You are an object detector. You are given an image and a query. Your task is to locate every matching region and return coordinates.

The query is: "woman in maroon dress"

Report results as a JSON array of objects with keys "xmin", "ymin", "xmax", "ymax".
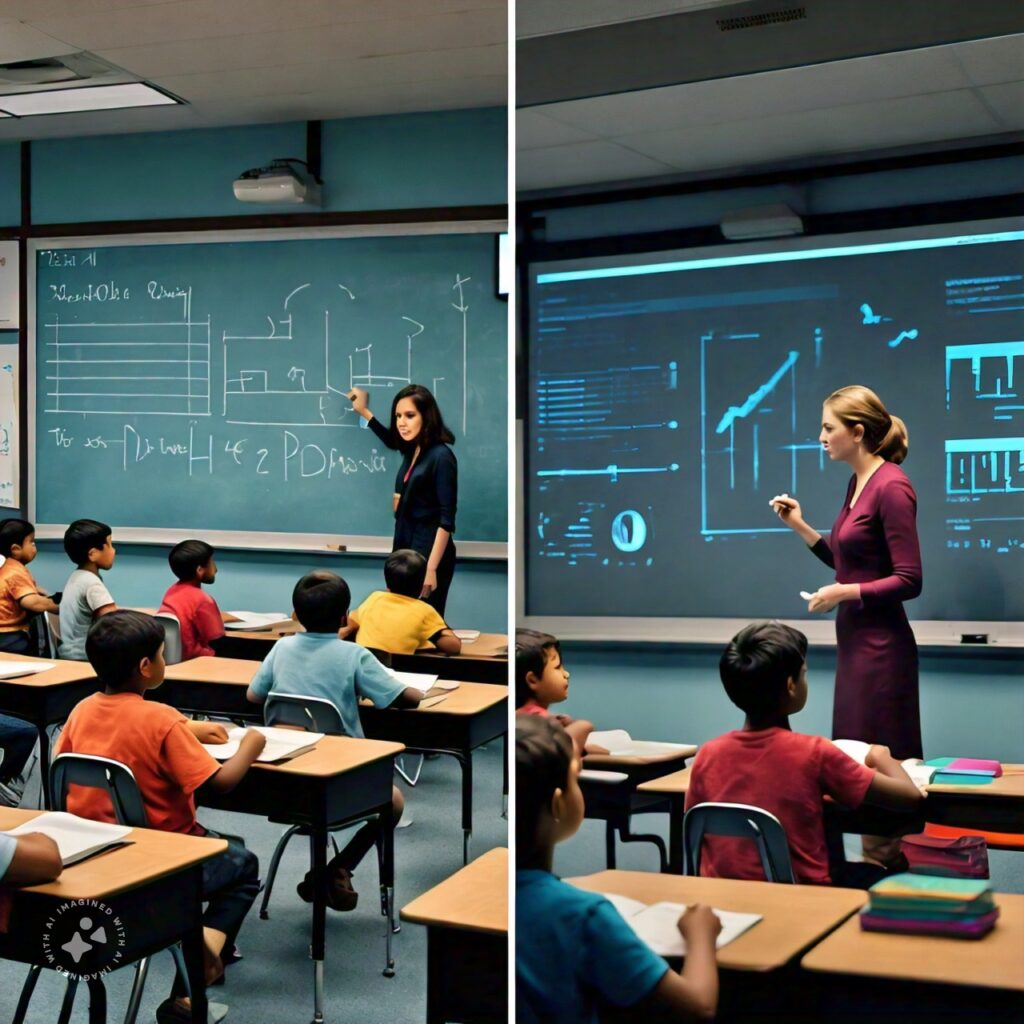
[{"xmin": 769, "ymin": 385, "xmax": 923, "ymax": 760}]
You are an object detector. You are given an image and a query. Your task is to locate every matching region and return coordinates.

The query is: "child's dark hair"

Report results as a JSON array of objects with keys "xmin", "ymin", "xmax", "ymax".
[
  {"xmin": 384, "ymin": 548, "xmax": 427, "ymax": 598},
  {"xmin": 64, "ymin": 519, "xmax": 111, "ymax": 565},
  {"xmin": 720, "ymin": 621, "xmax": 808, "ymax": 719},
  {"xmin": 388, "ymin": 384, "xmax": 455, "ymax": 451},
  {"xmin": 293, "ymin": 571, "xmax": 350, "ymax": 633},
  {"xmin": 86, "ymin": 610, "xmax": 165, "ymax": 691},
  {"xmin": 169, "ymin": 539, "xmax": 215, "ymax": 582},
  {"xmin": 0, "ymin": 518, "xmax": 34, "ymax": 557},
  {"xmin": 516, "ymin": 715, "xmax": 575, "ymax": 869},
  {"xmin": 515, "ymin": 628, "xmax": 560, "ymax": 709}
]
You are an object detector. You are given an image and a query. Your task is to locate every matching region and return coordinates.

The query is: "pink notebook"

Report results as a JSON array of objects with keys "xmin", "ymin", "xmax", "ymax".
[
  {"xmin": 927, "ymin": 757, "xmax": 1002, "ymax": 777},
  {"xmin": 860, "ymin": 907, "xmax": 999, "ymax": 939}
]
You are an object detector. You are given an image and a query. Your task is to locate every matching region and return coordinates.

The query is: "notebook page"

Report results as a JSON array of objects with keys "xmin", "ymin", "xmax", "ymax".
[{"xmin": 3, "ymin": 812, "xmax": 132, "ymax": 865}]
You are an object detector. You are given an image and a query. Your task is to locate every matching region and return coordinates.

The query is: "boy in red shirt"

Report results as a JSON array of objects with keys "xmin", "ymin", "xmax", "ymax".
[
  {"xmin": 159, "ymin": 539, "xmax": 226, "ymax": 660},
  {"xmin": 685, "ymin": 621, "xmax": 920, "ymax": 887},
  {"xmin": 56, "ymin": 611, "xmax": 265, "ymax": 1022}
]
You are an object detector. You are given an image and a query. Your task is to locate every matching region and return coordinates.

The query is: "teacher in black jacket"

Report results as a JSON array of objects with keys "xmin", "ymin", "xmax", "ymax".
[{"xmin": 348, "ymin": 383, "xmax": 458, "ymax": 615}]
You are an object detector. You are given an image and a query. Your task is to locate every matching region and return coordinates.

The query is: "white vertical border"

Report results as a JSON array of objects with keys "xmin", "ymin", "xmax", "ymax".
[
  {"xmin": 0, "ymin": 240, "xmax": 18, "ymax": 327},
  {"xmin": 0, "ymin": 340, "xmax": 19, "ymax": 507}
]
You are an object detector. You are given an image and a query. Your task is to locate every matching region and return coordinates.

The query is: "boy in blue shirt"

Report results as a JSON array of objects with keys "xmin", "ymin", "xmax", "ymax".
[
  {"xmin": 246, "ymin": 570, "xmax": 420, "ymax": 910},
  {"xmin": 516, "ymin": 715, "xmax": 720, "ymax": 1023}
]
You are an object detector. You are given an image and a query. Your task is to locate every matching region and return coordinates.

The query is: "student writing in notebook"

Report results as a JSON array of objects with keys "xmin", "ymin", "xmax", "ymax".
[
  {"xmin": 158, "ymin": 539, "xmax": 227, "ymax": 660},
  {"xmin": 685, "ymin": 621, "xmax": 921, "ymax": 888},
  {"xmin": 517, "ymin": 715, "xmax": 719, "ymax": 1024},
  {"xmin": 344, "ymin": 548, "xmax": 461, "ymax": 655},
  {"xmin": 58, "ymin": 518, "xmax": 118, "ymax": 661},
  {"xmin": 515, "ymin": 629, "xmax": 604, "ymax": 756},
  {"xmin": 55, "ymin": 611, "xmax": 265, "ymax": 1024},
  {"xmin": 246, "ymin": 570, "xmax": 419, "ymax": 911}
]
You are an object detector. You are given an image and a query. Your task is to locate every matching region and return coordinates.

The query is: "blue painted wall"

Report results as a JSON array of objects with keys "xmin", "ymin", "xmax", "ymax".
[
  {"xmin": 0, "ymin": 142, "xmax": 19, "ymax": 226},
  {"xmin": 32, "ymin": 108, "xmax": 506, "ymax": 223}
]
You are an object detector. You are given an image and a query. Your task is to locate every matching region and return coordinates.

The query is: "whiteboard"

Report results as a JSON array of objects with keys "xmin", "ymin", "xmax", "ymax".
[
  {"xmin": 0, "ymin": 242, "xmax": 17, "ymax": 328},
  {"xmin": 0, "ymin": 341, "xmax": 18, "ymax": 508}
]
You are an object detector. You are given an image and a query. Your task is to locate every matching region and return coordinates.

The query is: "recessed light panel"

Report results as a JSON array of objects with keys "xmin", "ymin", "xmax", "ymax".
[{"xmin": 0, "ymin": 82, "xmax": 178, "ymax": 117}]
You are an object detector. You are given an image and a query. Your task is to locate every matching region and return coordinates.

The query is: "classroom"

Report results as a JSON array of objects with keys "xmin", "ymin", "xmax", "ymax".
[
  {"xmin": 515, "ymin": 3, "xmax": 1024, "ymax": 1023},
  {"xmin": 0, "ymin": 2, "xmax": 509, "ymax": 1023}
]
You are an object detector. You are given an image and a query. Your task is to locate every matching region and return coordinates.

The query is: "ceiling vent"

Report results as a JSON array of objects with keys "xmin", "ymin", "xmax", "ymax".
[
  {"xmin": 0, "ymin": 52, "xmax": 131, "ymax": 93},
  {"xmin": 716, "ymin": 7, "xmax": 806, "ymax": 31}
]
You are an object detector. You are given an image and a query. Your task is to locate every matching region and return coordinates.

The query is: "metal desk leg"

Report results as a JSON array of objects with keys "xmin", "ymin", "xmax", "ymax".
[
  {"xmin": 380, "ymin": 803, "xmax": 396, "ymax": 977},
  {"xmin": 668, "ymin": 799, "xmax": 684, "ymax": 874},
  {"xmin": 501, "ymin": 731, "xmax": 508, "ymax": 820},
  {"xmin": 460, "ymin": 752, "xmax": 473, "ymax": 864},
  {"xmin": 309, "ymin": 830, "xmax": 328, "ymax": 1024},
  {"xmin": 86, "ymin": 977, "xmax": 107, "ymax": 1024},
  {"xmin": 181, "ymin": 886, "xmax": 208, "ymax": 1024},
  {"xmin": 36, "ymin": 723, "xmax": 51, "ymax": 810}
]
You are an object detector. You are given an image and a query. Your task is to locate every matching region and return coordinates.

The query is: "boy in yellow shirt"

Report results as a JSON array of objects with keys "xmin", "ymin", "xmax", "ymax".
[{"xmin": 346, "ymin": 549, "xmax": 461, "ymax": 655}]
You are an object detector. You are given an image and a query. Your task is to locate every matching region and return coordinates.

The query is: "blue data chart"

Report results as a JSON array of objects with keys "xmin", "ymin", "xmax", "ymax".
[{"xmin": 526, "ymin": 222, "xmax": 1024, "ymax": 621}]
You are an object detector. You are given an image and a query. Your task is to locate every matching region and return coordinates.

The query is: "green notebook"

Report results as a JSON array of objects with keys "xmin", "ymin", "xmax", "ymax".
[{"xmin": 869, "ymin": 873, "xmax": 991, "ymax": 901}]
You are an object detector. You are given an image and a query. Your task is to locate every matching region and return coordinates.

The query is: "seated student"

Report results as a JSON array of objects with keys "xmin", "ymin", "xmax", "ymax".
[
  {"xmin": 0, "ymin": 519, "xmax": 58, "ymax": 805},
  {"xmin": 246, "ymin": 570, "xmax": 420, "ymax": 910},
  {"xmin": 345, "ymin": 548, "xmax": 461, "ymax": 655},
  {"xmin": 159, "ymin": 539, "xmax": 226, "ymax": 660},
  {"xmin": 517, "ymin": 715, "xmax": 719, "ymax": 1023},
  {"xmin": 0, "ymin": 518, "xmax": 60, "ymax": 654},
  {"xmin": 58, "ymin": 519, "xmax": 117, "ymax": 661},
  {"xmin": 55, "ymin": 611, "xmax": 265, "ymax": 1023},
  {"xmin": 685, "ymin": 621, "xmax": 921, "ymax": 888},
  {"xmin": 0, "ymin": 829, "xmax": 62, "ymax": 886},
  {"xmin": 515, "ymin": 628, "xmax": 600, "ymax": 756}
]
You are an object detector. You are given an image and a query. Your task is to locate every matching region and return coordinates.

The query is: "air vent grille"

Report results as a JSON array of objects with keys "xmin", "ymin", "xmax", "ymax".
[{"xmin": 716, "ymin": 8, "xmax": 806, "ymax": 31}]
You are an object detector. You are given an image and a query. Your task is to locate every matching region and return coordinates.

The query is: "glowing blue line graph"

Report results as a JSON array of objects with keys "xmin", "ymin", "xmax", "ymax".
[
  {"xmin": 715, "ymin": 351, "xmax": 799, "ymax": 434},
  {"xmin": 945, "ymin": 341, "xmax": 1024, "ymax": 418},
  {"xmin": 537, "ymin": 464, "xmax": 680, "ymax": 482},
  {"xmin": 946, "ymin": 437, "xmax": 1024, "ymax": 496}
]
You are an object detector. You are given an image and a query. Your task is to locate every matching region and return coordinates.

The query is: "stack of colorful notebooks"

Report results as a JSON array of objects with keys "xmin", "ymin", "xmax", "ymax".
[
  {"xmin": 925, "ymin": 757, "xmax": 1002, "ymax": 786},
  {"xmin": 860, "ymin": 874, "xmax": 999, "ymax": 939}
]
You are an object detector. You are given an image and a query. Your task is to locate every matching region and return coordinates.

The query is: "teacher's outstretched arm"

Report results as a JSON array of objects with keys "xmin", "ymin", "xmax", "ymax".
[{"xmin": 347, "ymin": 386, "xmax": 398, "ymax": 449}]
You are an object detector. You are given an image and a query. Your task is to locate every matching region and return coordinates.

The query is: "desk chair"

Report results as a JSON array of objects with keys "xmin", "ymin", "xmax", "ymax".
[
  {"xmin": 683, "ymin": 802, "xmax": 796, "ymax": 883},
  {"xmin": 262, "ymin": 693, "xmax": 399, "ymax": 976},
  {"xmin": 154, "ymin": 614, "xmax": 183, "ymax": 665},
  {"xmin": 13, "ymin": 753, "xmax": 192, "ymax": 1024}
]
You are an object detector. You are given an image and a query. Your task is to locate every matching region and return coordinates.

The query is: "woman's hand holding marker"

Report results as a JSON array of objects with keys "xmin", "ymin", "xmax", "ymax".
[{"xmin": 769, "ymin": 492, "xmax": 805, "ymax": 528}]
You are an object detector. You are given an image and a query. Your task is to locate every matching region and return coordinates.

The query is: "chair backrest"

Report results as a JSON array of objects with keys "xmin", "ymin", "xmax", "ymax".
[
  {"xmin": 683, "ymin": 802, "xmax": 796, "ymax": 883},
  {"xmin": 264, "ymin": 693, "xmax": 344, "ymax": 735},
  {"xmin": 49, "ymin": 752, "xmax": 149, "ymax": 828},
  {"xmin": 365, "ymin": 647, "xmax": 393, "ymax": 668},
  {"xmin": 154, "ymin": 613, "xmax": 183, "ymax": 665}
]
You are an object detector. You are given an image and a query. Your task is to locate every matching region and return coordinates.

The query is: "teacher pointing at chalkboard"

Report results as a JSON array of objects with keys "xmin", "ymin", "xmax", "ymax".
[
  {"xmin": 348, "ymin": 384, "xmax": 458, "ymax": 615},
  {"xmin": 769, "ymin": 386, "xmax": 924, "ymax": 762}
]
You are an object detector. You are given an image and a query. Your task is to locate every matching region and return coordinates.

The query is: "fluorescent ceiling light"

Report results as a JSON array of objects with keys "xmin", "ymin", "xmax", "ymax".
[{"xmin": 0, "ymin": 82, "xmax": 178, "ymax": 117}]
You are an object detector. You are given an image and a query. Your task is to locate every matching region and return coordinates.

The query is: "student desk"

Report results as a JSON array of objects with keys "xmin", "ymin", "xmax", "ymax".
[
  {"xmin": 157, "ymin": 658, "xmax": 507, "ymax": 865},
  {"xmin": 571, "ymin": 869, "xmax": 865, "ymax": 1021},
  {"xmin": 196, "ymin": 734, "xmax": 403, "ymax": 1024},
  {"xmin": 581, "ymin": 748, "xmax": 696, "ymax": 872},
  {"xmin": 802, "ymin": 892, "xmax": 1024, "ymax": 1023},
  {"xmin": 0, "ymin": 806, "xmax": 225, "ymax": 1024},
  {"xmin": 214, "ymin": 622, "xmax": 509, "ymax": 684},
  {"xmin": 0, "ymin": 653, "xmax": 101, "ymax": 809},
  {"xmin": 400, "ymin": 846, "xmax": 507, "ymax": 1024}
]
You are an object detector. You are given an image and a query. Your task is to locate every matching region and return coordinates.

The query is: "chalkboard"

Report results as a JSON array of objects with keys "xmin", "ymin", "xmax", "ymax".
[
  {"xmin": 524, "ymin": 219, "xmax": 1024, "ymax": 633},
  {"xmin": 31, "ymin": 228, "xmax": 507, "ymax": 550}
]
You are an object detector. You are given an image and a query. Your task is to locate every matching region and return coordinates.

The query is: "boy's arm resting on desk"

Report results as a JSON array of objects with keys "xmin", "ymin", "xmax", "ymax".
[
  {"xmin": 429, "ymin": 628, "xmax": 461, "ymax": 655},
  {"xmin": 3, "ymin": 833, "xmax": 63, "ymax": 886},
  {"xmin": 390, "ymin": 687, "xmax": 423, "ymax": 709},
  {"xmin": 864, "ymin": 744, "xmax": 923, "ymax": 810},
  {"xmin": 639, "ymin": 906, "xmax": 720, "ymax": 1022},
  {"xmin": 19, "ymin": 593, "xmax": 60, "ymax": 615},
  {"xmin": 563, "ymin": 719, "xmax": 595, "ymax": 757},
  {"xmin": 202, "ymin": 731, "xmax": 267, "ymax": 794}
]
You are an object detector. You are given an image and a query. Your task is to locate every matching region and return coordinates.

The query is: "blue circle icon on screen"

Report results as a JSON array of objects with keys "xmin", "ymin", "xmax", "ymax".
[{"xmin": 611, "ymin": 510, "xmax": 647, "ymax": 552}]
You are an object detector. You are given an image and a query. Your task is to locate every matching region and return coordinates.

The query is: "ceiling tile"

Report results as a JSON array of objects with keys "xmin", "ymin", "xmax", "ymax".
[
  {"xmin": 977, "ymin": 81, "xmax": 1024, "ymax": 129},
  {"xmin": 517, "ymin": 139, "xmax": 675, "ymax": 190},
  {"xmin": 516, "ymin": 108, "xmax": 598, "ymax": 149},
  {"xmin": 953, "ymin": 34, "xmax": 1024, "ymax": 87}
]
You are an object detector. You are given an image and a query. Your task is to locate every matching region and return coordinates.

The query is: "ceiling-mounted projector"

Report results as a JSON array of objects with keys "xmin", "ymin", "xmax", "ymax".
[
  {"xmin": 721, "ymin": 204, "xmax": 803, "ymax": 240},
  {"xmin": 233, "ymin": 159, "xmax": 321, "ymax": 205}
]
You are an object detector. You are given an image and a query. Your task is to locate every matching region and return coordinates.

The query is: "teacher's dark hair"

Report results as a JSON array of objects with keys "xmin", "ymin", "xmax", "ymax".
[
  {"xmin": 389, "ymin": 384, "xmax": 455, "ymax": 451},
  {"xmin": 516, "ymin": 715, "xmax": 574, "ymax": 869},
  {"xmin": 720, "ymin": 621, "xmax": 808, "ymax": 719},
  {"xmin": 825, "ymin": 385, "xmax": 908, "ymax": 464}
]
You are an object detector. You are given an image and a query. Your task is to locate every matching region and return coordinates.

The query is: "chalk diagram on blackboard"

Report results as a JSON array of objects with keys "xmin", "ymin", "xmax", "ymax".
[
  {"xmin": 44, "ymin": 288, "xmax": 212, "ymax": 417},
  {"xmin": 700, "ymin": 330, "xmax": 826, "ymax": 536}
]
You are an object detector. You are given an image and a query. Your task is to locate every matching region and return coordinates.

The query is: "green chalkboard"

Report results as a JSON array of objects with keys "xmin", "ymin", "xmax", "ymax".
[{"xmin": 33, "ymin": 231, "xmax": 507, "ymax": 547}]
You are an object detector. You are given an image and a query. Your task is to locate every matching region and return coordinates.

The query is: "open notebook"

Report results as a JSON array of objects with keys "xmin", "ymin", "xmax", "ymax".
[
  {"xmin": 586, "ymin": 730, "xmax": 697, "ymax": 758},
  {"xmin": 3, "ymin": 812, "xmax": 132, "ymax": 866},
  {"xmin": 223, "ymin": 612, "xmax": 292, "ymax": 632},
  {"xmin": 200, "ymin": 725, "xmax": 324, "ymax": 762},
  {"xmin": 383, "ymin": 667, "xmax": 461, "ymax": 695},
  {"xmin": 0, "ymin": 661, "xmax": 57, "ymax": 680},
  {"xmin": 832, "ymin": 738, "xmax": 937, "ymax": 793},
  {"xmin": 597, "ymin": 891, "xmax": 762, "ymax": 957}
]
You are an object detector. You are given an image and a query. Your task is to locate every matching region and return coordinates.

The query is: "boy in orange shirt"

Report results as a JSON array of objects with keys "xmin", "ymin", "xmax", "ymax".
[
  {"xmin": 56, "ymin": 610, "xmax": 266, "ymax": 1023},
  {"xmin": 346, "ymin": 549, "xmax": 461, "ymax": 654}
]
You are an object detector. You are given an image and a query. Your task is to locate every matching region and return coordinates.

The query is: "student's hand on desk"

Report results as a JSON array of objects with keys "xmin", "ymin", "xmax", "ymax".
[
  {"xmin": 190, "ymin": 721, "xmax": 230, "ymax": 744},
  {"xmin": 240, "ymin": 730, "xmax": 267, "ymax": 757},
  {"xmin": 420, "ymin": 568, "xmax": 438, "ymax": 598},
  {"xmin": 678, "ymin": 904, "xmax": 721, "ymax": 944},
  {"xmin": 865, "ymin": 744, "xmax": 895, "ymax": 769}
]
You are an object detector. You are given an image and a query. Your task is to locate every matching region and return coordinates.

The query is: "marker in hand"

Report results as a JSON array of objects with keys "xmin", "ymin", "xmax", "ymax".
[{"xmin": 800, "ymin": 591, "xmax": 815, "ymax": 601}]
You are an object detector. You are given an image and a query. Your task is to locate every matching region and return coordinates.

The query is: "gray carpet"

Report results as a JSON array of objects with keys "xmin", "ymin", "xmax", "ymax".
[{"xmin": 0, "ymin": 743, "xmax": 507, "ymax": 1024}]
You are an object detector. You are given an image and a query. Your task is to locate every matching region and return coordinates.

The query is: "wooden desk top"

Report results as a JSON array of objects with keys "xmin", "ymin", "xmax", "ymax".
[
  {"xmin": 164, "ymin": 656, "xmax": 257, "ymax": 686},
  {"xmin": 0, "ymin": 652, "xmax": 97, "ymax": 688},
  {"xmin": 0, "ymin": 808, "xmax": 226, "ymax": 900},
  {"xmin": 637, "ymin": 765, "xmax": 692, "ymax": 796},
  {"xmin": 383, "ymin": 681, "xmax": 508, "ymax": 718},
  {"xmin": 568, "ymin": 870, "xmax": 865, "ymax": 972},
  {"xmin": 401, "ymin": 847, "xmax": 507, "ymax": 935},
  {"xmin": 585, "ymin": 747, "xmax": 696, "ymax": 770},
  {"xmin": 802, "ymin": 892, "xmax": 1024, "ymax": 991},
  {"xmin": 243, "ymin": 734, "xmax": 404, "ymax": 778}
]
